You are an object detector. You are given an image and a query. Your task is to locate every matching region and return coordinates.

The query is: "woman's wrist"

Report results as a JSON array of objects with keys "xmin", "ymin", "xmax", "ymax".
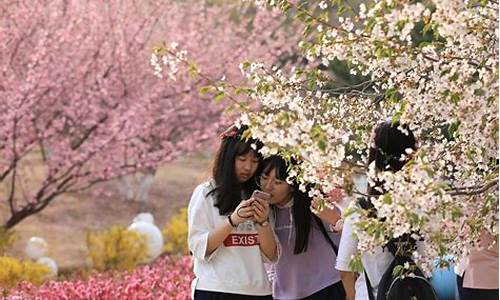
[
  {"xmin": 230, "ymin": 210, "xmax": 247, "ymax": 226},
  {"xmin": 256, "ymin": 218, "xmax": 269, "ymax": 227},
  {"xmin": 229, "ymin": 211, "xmax": 245, "ymax": 227},
  {"xmin": 227, "ymin": 214, "xmax": 238, "ymax": 227}
]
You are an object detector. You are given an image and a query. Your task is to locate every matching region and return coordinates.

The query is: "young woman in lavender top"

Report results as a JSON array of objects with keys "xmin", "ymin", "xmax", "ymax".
[{"xmin": 257, "ymin": 155, "xmax": 346, "ymax": 300}]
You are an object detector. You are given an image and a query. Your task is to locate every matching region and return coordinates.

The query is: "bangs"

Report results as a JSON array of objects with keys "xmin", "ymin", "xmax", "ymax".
[
  {"xmin": 235, "ymin": 138, "xmax": 263, "ymax": 158},
  {"xmin": 262, "ymin": 156, "xmax": 288, "ymax": 180},
  {"xmin": 235, "ymin": 141, "xmax": 253, "ymax": 156}
]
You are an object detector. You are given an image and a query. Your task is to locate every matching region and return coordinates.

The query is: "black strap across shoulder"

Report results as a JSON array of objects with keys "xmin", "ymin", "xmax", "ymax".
[{"xmin": 314, "ymin": 216, "xmax": 338, "ymax": 256}]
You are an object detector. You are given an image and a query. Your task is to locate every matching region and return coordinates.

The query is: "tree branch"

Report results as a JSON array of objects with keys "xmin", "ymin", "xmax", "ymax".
[
  {"xmin": 450, "ymin": 178, "xmax": 499, "ymax": 196},
  {"xmin": 8, "ymin": 118, "xmax": 18, "ymax": 216}
]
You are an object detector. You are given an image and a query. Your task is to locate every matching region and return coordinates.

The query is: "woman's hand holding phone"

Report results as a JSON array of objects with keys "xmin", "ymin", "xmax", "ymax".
[
  {"xmin": 251, "ymin": 190, "xmax": 271, "ymax": 225},
  {"xmin": 232, "ymin": 199, "xmax": 255, "ymax": 225},
  {"xmin": 233, "ymin": 191, "xmax": 271, "ymax": 226}
]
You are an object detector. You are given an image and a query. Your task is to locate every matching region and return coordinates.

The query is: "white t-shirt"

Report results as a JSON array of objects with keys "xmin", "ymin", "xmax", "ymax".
[
  {"xmin": 335, "ymin": 213, "xmax": 393, "ymax": 300},
  {"xmin": 188, "ymin": 181, "xmax": 273, "ymax": 296}
]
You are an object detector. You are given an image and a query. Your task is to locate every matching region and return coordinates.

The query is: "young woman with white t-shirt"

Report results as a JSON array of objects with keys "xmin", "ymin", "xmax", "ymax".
[
  {"xmin": 335, "ymin": 121, "xmax": 419, "ymax": 300},
  {"xmin": 188, "ymin": 126, "xmax": 278, "ymax": 300}
]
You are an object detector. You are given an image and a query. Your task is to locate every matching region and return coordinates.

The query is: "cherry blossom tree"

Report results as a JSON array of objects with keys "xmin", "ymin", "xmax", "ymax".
[
  {"xmin": 254, "ymin": 0, "xmax": 497, "ymax": 272},
  {"xmin": 0, "ymin": 0, "xmax": 297, "ymax": 228},
  {"xmin": 124, "ymin": 0, "xmax": 300, "ymax": 203},
  {"xmin": 160, "ymin": 0, "xmax": 498, "ymax": 272}
]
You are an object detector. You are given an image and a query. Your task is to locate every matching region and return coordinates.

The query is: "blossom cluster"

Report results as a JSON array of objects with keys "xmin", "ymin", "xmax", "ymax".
[
  {"xmin": 3, "ymin": 256, "xmax": 193, "ymax": 300},
  {"xmin": 151, "ymin": 43, "xmax": 188, "ymax": 81},
  {"xmin": 239, "ymin": 0, "xmax": 498, "ymax": 272}
]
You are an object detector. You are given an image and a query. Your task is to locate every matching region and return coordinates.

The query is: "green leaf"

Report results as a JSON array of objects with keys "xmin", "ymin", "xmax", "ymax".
[
  {"xmin": 241, "ymin": 61, "xmax": 251, "ymax": 71},
  {"xmin": 450, "ymin": 92, "xmax": 460, "ymax": 104},
  {"xmin": 199, "ymin": 86, "xmax": 214, "ymax": 95},
  {"xmin": 422, "ymin": 22, "xmax": 433, "ymax": 34},
  {"xmin": 276, "ymin": 111, "xmax": 292, "ymax": 126},
  {"xmin": 447, "ymin": 122, "xmax": 460, "ymax": 138},
  {"xmin": 296, "ymin": 11, "xmax": 307, "ymax": 22},
  {"xmin": 337, "ymin": 5, "xmax": 350, "ymax": 15},
  {"xmin": 423, "ymin": 166, "xmax": 434, "ymax": 176},
  {"xmin": 241, "ymin": 128, "xmax": 252, "ymax": 141},
  {"xmin": 487, "ymin": 96, "xmax": 495, "ymax": 105},
  {"xmin": 318, "ymin": 139, "xmax": 327, "ymax": 151},
  {"xmin": 385, "ymin": 88, "xmax": 399, "ymax": 102},
  {"xmin": 374, "ymin": 42, "xmax": 393, "ymax": 58},
  {"xmin": 303, "ymin": 23, "xmax": 314, "ymax": 37},
  {"xmin": 473, "ymin": 88, "xmax": 486, "ymax": 96},
  {"xmin": 394, "ymin": 100, "xmax": 407, "ymax": 124},
  {"xmin": 382, "ymin": 193, "xmax": 392, "ymax": 204},
  {"xmin": 392, "ymin": 265, "xmax": 404, "ymax": 277},
  {"xmin": 188, "ymin": 61, "xmax": 199, "ymax": 78},
  {"xmin": 348, "ymin": 253, "xmax": 364, "ymax": 273},
  {"xmin": 214, "ymin": 91, "xmax": 225, "ymax": 102},
  {"xmin": 436, "ymin": 182, "xmax": 452, "ymax": 191},
  {"xmin": 152, "ymin": 43, "xmax": 167, "ymax": 55},
  {"xmin": 365, "ymin": 18, "xmax": 376, "ymax": 33},
  {"xmin": 396, "ymin": 20, "xmax": 406, "ymax": 31}
]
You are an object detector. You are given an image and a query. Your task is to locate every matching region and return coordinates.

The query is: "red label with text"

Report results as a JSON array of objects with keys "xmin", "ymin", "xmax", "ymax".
[{"xmin": 223, "ymin": 233, "xmax": 260, "ymax": 247}]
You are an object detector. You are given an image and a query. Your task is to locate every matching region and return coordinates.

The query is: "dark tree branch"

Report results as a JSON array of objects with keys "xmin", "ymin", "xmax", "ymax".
[
  {"xmin": 450, "ymin": 178, "xmax": 499, "ymax": 196},
  {"xmin": 8, "ymin": 118, "xmax": 18, "ymax": 216}
]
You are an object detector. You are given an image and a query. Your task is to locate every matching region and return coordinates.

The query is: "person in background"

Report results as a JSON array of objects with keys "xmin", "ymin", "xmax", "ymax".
[
  {"xmin": 455, "ymin": 230, "xmax": 499, "ymax": 300},
  {"xmin": 310, "ymin": 171, "xmax": 368, "ymax": 233},
  {"xmin": 335, "ymin": 121, "xmax": 419, "ymax": 300}
]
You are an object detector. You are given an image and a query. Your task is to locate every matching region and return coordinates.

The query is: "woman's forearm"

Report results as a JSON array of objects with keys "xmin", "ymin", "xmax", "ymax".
[
  {"xmin": 340, "ymin": 271, "xmax": 356, "ymax": 300},
  {"xmin": 257, "ymin": 224, "xmax": 278, "ymax": 261},
  {"xmin": 205, "ymin": 219, "xmax": 233, "ymax": 256},
  {"xmin": 206, "ymin": 200, "xmax": 255, "ymax": 257}
]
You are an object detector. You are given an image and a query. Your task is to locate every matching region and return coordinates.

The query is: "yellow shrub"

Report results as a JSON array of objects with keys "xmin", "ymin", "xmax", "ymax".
[
  {"xmin": 162, "ymin": 207, "xmax": 189, "ymax": 255},
  {"xmin": 0, "ymin": 256, "xmax": 50, "ymax": 288},
  {"xmin": 0, "ymin": 228, "xmax": 16, "ymax": 256},
  {"xmin": 86, "ymin": 225, "xmax": 147, "ymax": 272}
]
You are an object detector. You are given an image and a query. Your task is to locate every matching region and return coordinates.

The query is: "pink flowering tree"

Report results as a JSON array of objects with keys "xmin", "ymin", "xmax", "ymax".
[
  {"xmin": 150, "ymin": 1, "xmax": 300, "ymax": 104},
  {"xmin": 194, "ymin": 0, "xmax": 497, "ymax": 273},
  {"xmin": 0, "ymin": 0, "xmax": 297, "ymax": 228}
]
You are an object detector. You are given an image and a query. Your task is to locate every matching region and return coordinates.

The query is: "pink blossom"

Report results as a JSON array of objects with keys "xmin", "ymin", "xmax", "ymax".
[{"xmin": 4, "ymin": 256, "xmax": 194, "ymax": 300}]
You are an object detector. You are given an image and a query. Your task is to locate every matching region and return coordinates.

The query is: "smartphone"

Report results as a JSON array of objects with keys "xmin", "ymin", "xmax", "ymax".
[{"xmin": 252, "ymin": 190, "xmax": 271, "ymax": 201}]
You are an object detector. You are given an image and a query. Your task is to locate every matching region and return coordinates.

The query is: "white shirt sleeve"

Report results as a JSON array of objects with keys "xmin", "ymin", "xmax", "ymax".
[
  {"xmin": 335, "ymin": 214, "xmax": 359, "ymax": 272},
  {"xmin": 187, "ymin": 183, "xmax": 220, "ymax": 262}
]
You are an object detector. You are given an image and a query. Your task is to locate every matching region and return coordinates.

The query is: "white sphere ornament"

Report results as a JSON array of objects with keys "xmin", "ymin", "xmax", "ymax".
[
  {"xmin": 133, "ymin": 212, "xmax": 155, "ymax": 224},
  {"xmin": 128, "ymin": 222, "xmax": 163, "ymax": 262},
  {"xmin": 25, "ymin": 237, "xmax": 48, "ymax": 260},
  {"xmin": 37, "ymin": 257, "xmax": 58, "ymax": 278}
]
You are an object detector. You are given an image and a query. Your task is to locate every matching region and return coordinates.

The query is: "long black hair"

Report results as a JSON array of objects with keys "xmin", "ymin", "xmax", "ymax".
[
  {"xmin": 208, "ymin": 125, "xmax": 263, "ymax": 216},
  {"xmin": 260, "ymin": 156, "xmax": 320, "ymax": 254}
]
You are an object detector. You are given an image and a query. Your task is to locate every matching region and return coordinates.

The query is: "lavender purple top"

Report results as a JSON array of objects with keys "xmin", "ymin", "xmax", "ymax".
[{"xmin": 270, "ymin": 203, "xmax": 342, "ymax": 299}]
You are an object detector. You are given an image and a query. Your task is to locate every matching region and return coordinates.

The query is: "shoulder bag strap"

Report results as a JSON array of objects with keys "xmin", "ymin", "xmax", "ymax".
[{"xmin": 314, "ymin": 216, "xmax": 338, "ymax": 255}]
